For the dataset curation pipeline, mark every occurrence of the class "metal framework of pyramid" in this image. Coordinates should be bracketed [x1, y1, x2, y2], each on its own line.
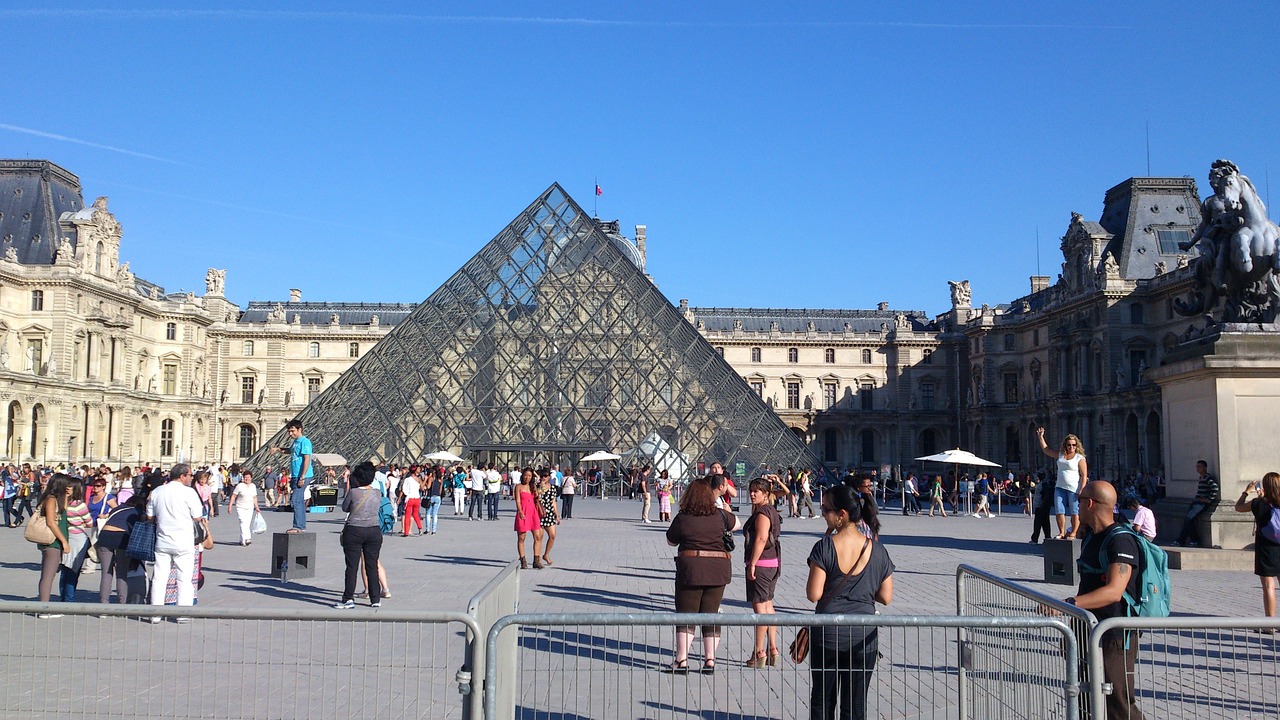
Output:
[248, 184, 818, 477]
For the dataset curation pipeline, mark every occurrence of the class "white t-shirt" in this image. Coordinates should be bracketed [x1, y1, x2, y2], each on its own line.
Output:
[387, 473, 401, 497]
[562, 475, 577, 495]
[470, 468, 487, 492]
[401, 476, 421, 500]
[485, 469, 502, 493]
[1056, 454, 1086, 492]
[229, 481, 258, 510]
[146, 481, 203, 553]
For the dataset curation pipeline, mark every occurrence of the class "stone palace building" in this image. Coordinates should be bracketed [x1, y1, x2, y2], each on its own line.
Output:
[0, 159, 1205, 478]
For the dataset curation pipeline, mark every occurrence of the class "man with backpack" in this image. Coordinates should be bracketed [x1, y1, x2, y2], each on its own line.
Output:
[1067, 480, 1158, 720]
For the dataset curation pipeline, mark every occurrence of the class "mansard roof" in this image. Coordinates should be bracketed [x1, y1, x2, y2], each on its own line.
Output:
[0, 160, 85, 264]
[688, 306, 932, 333]
[238, 300, 418, 325]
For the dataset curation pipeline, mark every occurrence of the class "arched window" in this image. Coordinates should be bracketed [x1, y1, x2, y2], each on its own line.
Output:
[348, 342, 359, 358]
[923, 348, 933, 364]
[160, 418, 175, 457]
[715, 346, 724, 358]
[750, 347, 761, 363]
[920, 428, 938, 456]
[861, 349, 872, 364]
[243, 340, 254, 356]
[788, 347, 799, 363]
[95, 242, 104, 275]
[238, 424, 257, 458]
[860, 429, 876, 463]
[30, 290, 43, 311]
[824, 428, 839, 462]
[165, 322, 177, 341]
[308, 342, 320, 358]
[1129, 303, 1144, 325]
[824, 348, 835, 364]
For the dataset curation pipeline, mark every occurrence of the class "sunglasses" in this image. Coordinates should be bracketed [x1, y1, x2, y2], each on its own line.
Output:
[93, 483, 107, 487]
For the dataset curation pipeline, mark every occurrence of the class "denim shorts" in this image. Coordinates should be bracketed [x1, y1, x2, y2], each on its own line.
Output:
[1052, 487, 1079, 516]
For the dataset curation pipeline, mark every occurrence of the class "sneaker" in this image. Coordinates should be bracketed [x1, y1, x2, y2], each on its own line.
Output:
[147, 616, 162, 624]
[175, 617, 191, 624]
[333, 600, 355, 609]
[371, 602, 382, 608]
[36, 613, 63, 619]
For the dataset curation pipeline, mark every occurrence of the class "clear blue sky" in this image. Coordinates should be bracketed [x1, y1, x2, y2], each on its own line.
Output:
[5, 2, 1280, 314]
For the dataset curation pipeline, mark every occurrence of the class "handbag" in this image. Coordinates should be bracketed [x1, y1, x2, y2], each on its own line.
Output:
[23, 512, 55, 545]
[790, 538, 874, 664]
[125, 519, 157, 562]
[195, 518, 213, 549]
[722, 508, 736, 552]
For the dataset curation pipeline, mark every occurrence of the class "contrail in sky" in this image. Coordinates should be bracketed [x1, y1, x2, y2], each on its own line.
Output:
[0, 9, 1128, 30]
[0, 123, 190, 166]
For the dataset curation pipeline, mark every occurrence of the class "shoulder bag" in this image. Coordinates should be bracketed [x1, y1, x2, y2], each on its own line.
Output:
[125, 519, 157, 562]
[790, 537, 874, 664]
[24, 511, 55, 545]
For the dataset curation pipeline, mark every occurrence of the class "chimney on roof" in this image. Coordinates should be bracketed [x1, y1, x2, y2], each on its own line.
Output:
[635, 225, 647, 266]
[1030, 276, 1050, 294]
[289, 288, 302, 303]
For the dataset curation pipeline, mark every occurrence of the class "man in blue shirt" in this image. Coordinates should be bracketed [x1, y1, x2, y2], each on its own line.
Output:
[272, 419, 313, 532]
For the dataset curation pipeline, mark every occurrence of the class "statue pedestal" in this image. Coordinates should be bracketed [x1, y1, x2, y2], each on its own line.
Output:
[1149, 329, 1280, 549]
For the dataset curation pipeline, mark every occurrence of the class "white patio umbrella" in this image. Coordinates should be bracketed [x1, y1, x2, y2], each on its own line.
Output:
[580, 451, 621, 462]
[914, 449, 1001, 467]
[915, 448, 1001, 515]
[424, 450, 465, 463]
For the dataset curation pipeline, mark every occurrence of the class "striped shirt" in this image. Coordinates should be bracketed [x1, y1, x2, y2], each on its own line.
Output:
[1195, 473, 1220, 504]
[66, 501, 92, 535]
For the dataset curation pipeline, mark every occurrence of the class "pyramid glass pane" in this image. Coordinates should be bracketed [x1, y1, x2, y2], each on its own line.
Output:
[247, 184, 818, 477]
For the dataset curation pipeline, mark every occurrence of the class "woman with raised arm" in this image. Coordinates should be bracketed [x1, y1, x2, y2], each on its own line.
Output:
[1037, 427, 1088, 539]
[1236, 472, 1280, 623]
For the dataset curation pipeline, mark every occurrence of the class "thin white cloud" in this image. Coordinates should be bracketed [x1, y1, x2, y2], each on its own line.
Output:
[0, 9, 1128, 31]
[96, 180, 436, 245]
[0, 123, 190, 166]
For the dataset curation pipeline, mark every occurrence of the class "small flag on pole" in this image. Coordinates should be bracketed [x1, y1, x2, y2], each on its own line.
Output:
[595, 184, 603, 196]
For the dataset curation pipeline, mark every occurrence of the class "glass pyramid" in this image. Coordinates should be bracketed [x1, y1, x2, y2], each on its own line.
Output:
[249, 184, 818, 478]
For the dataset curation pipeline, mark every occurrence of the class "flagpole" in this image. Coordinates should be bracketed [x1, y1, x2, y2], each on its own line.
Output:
[593, 176, 598, 217]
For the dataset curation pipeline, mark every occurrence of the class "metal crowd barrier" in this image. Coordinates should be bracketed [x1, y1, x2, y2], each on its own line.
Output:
[0, 602, 479, 720]
[1086, 616, 1280, 720]
[484, 612, 1080, 720]
[957, 563, 1095, 718]
[465, 560, 520, 720]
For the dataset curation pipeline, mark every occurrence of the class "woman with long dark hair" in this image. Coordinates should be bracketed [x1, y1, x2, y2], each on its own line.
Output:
[514, 468, 543, 569]
[806, 485, 895, 720]
[35, 473, 76, 616]
[1236, 472, 1280, 622]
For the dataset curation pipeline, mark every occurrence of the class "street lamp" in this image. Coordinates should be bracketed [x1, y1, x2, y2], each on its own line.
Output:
[42, 438, 47, 466]
[137, 443, 142, 468]
[67, 438, 74, 465]
[88, 441, 94, 466]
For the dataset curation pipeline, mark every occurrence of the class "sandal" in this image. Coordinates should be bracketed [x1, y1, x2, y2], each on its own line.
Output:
[700, 659, 716, 675]
[766, 649, 781, 667]
[745, 651, 766, 669]
[663, 660, 689, 675]
[354, 592, 368, 599]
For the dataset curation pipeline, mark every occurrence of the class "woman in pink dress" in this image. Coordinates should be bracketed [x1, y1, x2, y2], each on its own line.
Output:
[513, 468, 543, 569]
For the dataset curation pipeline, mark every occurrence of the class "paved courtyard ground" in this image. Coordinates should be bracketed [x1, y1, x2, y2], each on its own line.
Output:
[0, 493, 1251, 616]
[0, 493, 1269, 720]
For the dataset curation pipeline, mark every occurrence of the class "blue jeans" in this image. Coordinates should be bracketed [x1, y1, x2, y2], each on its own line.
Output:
[292, 481, 308, 530]
[425, 496, 441, 533]
[486, 492, 499, 519]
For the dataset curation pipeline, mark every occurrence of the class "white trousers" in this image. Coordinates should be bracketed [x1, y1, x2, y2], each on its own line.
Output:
[151, 548, 196, 607]
[453, 488, 466, 514]
[235, 505, 254, 543]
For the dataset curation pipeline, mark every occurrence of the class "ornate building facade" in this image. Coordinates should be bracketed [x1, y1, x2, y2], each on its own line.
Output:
[0, 160, 1215, 478]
